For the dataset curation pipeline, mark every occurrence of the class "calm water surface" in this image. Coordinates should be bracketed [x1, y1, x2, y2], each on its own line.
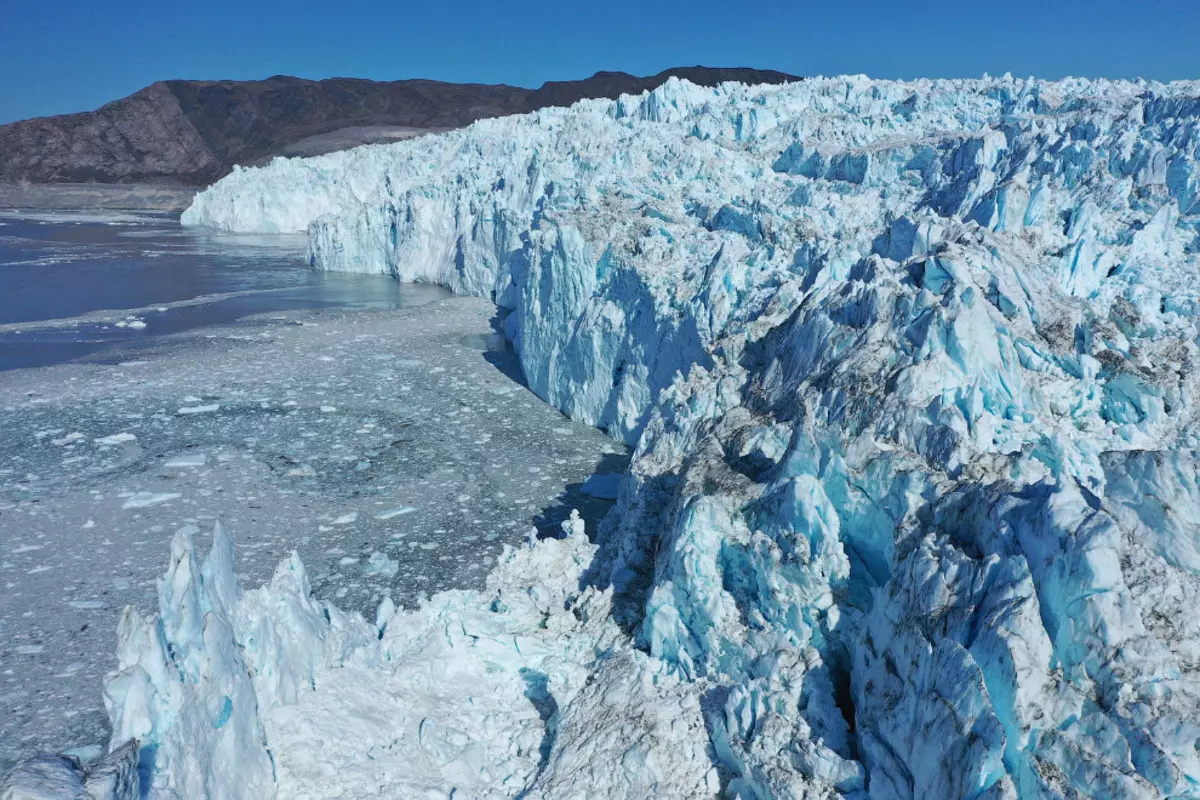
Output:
[0, 211, 448, 369]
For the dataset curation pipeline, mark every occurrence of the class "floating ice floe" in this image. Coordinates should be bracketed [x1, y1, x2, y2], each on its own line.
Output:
[120, 492, 181, 510]
[66, 600, 105, 611]
[49, 432, 85, 446]
[176, 404, 219, 415]
[163, 452, 207, 468]
[362, 550, 399, 577]
[94, 433, 136, 447]
[374, 505, 416, 520]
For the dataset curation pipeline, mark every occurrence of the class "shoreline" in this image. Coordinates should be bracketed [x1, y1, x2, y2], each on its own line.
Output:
[0, 183, 197, 213]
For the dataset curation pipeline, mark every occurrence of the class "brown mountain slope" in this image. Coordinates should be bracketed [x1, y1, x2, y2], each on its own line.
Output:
[0, 82, 222, 185]
[0, 67, 800, 187]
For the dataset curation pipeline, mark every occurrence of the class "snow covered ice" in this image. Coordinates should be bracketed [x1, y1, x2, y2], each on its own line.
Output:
[11, 73, 1200, 797]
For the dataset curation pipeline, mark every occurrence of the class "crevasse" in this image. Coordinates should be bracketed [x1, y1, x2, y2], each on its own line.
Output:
[99, 76, 1200, 798]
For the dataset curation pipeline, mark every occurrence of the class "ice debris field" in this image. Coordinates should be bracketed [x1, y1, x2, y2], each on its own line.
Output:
[0, 295, 625, 774]
[10, 73, 1200, 798]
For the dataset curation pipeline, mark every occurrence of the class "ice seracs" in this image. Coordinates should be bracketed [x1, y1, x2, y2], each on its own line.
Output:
[99, 518, 717, 798]
[9, 74, 1198, 797]
[172, 74, 1200, 796]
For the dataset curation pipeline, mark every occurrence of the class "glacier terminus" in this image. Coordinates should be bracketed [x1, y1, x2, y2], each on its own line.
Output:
[11, 73, 1200, 798]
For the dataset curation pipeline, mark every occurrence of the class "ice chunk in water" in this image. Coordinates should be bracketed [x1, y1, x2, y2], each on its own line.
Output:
[120, 492, 181, 509]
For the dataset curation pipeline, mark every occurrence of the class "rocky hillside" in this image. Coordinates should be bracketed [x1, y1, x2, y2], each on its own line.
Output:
[0, 67, 798, 187]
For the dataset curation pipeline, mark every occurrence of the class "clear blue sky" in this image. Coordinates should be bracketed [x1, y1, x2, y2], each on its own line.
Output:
[1, 0, 1197, 124]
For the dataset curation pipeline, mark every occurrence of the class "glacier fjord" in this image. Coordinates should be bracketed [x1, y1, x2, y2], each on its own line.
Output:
[86, 76, 1200, 798]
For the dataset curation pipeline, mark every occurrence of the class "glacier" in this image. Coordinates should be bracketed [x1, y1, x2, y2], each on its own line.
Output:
[10, 74, 1200, 798]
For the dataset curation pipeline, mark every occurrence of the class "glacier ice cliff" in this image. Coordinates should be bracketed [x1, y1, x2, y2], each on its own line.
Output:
[99, 517, 717, 799]
[62, 75, 1200, 797]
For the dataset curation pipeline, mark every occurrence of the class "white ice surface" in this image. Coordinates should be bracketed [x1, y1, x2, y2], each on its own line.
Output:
[119, 493, 181, 510]
[104, 519, 717, 799]
[27, 75, 1200, 797]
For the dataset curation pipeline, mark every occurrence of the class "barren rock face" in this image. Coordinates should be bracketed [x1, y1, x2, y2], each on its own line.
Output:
[0, 82, 222, 184]
[0, 68, 799, 188]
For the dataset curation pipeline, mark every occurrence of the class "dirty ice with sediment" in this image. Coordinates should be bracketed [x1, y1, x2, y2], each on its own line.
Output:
[14, 73, 1200, 798]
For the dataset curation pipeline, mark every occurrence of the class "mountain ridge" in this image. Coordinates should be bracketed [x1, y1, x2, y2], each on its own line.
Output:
[0, 67, 800, 188]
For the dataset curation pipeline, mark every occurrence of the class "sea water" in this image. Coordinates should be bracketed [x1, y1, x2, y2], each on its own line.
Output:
[0, 211, 449, 370]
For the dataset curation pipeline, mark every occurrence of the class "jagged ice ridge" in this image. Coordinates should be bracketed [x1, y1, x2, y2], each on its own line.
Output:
[35, 75, 1200, 798]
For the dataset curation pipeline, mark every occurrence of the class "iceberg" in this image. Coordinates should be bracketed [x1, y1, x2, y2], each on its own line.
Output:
[8, 74, 1199, 797]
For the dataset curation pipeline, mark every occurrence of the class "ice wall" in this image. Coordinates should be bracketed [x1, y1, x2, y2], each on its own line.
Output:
[162, 76, 1200, 796]
[94, 517, 717, 799]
